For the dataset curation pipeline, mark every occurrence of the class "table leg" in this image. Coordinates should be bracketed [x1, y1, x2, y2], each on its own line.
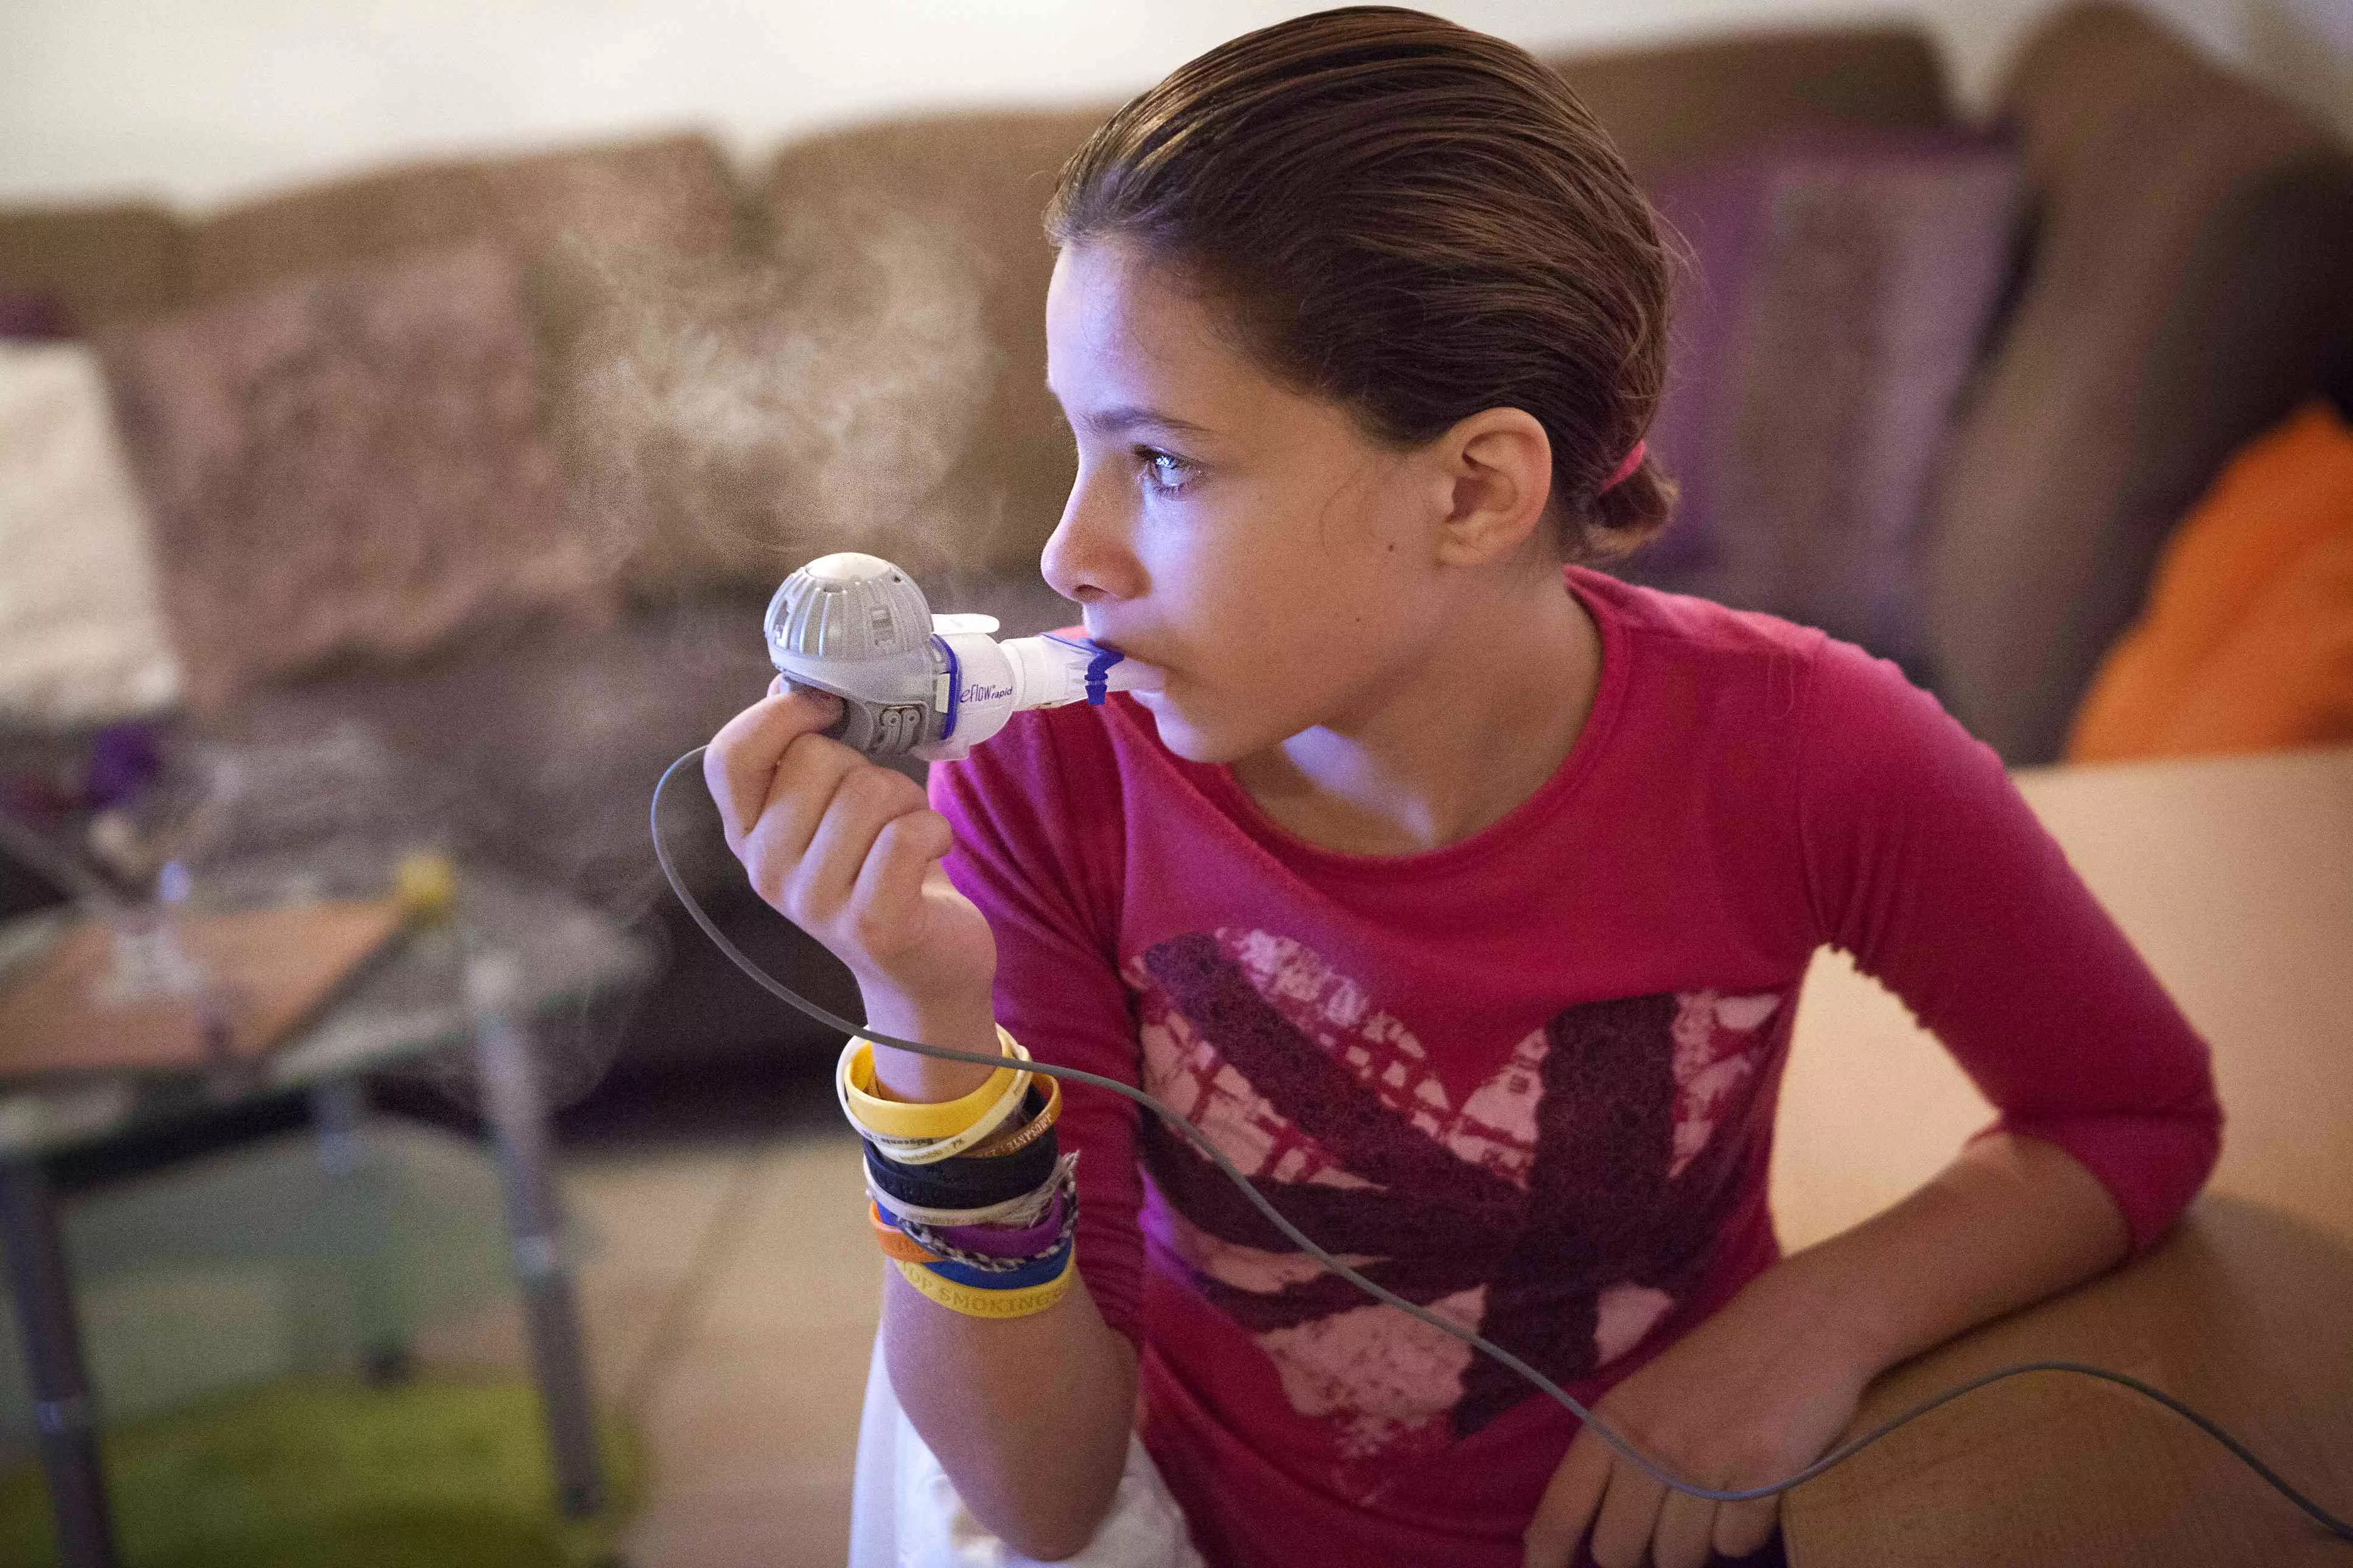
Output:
[0, 1158, 119, 1568]
[309, 1078, 410, 1382]
[472, 983, 603, 1518]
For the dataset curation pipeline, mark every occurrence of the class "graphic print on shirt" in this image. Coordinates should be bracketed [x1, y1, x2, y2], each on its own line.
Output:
[1127, 928, 1786, 1472]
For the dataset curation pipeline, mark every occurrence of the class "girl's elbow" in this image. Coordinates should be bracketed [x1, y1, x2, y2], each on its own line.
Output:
[982, 1449, 1128, 1561]
[1008, 1511, 1112, 1563]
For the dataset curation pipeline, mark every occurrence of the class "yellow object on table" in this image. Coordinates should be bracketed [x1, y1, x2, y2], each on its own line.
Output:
[392, 850, 459, 925]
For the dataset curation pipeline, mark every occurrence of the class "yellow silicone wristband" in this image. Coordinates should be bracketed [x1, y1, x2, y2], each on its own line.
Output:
[863, 1071, 1034, 1165]
[841, 1037, 1033, 1164]
[891, 1248, 1077, 1321]
[839, 1026, 1023, 1140]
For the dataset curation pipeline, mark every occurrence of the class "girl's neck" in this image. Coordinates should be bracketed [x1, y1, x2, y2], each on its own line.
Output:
[1228, 569, 1602, 857]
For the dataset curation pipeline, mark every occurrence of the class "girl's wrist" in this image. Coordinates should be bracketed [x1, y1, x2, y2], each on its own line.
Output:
[857, 985, 1004, 1102]
[1742, 1247, 1904, 1385]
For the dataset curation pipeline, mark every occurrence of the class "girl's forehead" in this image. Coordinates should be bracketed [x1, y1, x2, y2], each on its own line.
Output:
[1047, 243, 1296, 431]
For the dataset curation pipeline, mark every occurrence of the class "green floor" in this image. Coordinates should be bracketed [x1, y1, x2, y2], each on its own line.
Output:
[0, 1375, 638, 1567]
[0, 1122, 637, 1563]
[1, 1123, 518, 1441]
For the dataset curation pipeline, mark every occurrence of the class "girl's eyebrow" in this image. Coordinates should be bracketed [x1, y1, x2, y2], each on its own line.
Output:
[1054, 397, 1217, 440]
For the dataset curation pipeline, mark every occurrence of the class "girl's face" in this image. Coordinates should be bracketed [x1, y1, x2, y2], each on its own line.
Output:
[1042, 240, 1471, 765]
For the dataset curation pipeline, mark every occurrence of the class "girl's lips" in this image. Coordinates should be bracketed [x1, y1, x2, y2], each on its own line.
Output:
[1087, 635, 1168, 694]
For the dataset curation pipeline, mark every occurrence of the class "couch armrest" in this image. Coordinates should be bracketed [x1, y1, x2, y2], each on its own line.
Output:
[0, 204, 189, 327]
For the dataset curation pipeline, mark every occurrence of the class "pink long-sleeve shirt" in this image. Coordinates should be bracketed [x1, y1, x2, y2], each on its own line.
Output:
[930, 566, 2222, 1568]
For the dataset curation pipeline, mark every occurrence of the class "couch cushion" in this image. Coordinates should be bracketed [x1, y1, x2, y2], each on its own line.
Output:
[752, 109, 1118, 586]
[1923, 1, 2353, 762]
[527, 215, 999, 595]
[688, 37, 1945, 599]
[538, 110, 1120, 598]
[1616, 128, 2023, 671]
[97, 243, 615, 709]
[0, 343, 184, 723]
[1546, 25, 1950, 179]
[188, 564, 1070, 917]
[189, 133, 740, 304]
[188, 593, 770, 911]
[0, 204, 189, 327]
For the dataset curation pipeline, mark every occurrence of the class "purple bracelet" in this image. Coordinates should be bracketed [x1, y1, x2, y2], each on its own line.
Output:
[920, 1188, 1069, 1259]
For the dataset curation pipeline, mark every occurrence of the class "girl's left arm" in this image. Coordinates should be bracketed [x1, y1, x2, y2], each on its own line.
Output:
[1523, 1125, 2127, 1568]
[1528, 636, 2221, 1568]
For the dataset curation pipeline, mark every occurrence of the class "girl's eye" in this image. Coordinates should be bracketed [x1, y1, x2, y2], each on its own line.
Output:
[1138, 449, 1196, 496]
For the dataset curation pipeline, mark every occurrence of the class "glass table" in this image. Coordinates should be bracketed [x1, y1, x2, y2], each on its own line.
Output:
[0, 870, 654, 1568]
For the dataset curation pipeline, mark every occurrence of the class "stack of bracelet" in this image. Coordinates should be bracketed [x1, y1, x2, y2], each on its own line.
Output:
[838, 1025, 1079, 1320]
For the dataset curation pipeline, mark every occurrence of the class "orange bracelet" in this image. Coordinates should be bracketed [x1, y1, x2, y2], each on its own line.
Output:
[870, 1201, 945, 1265]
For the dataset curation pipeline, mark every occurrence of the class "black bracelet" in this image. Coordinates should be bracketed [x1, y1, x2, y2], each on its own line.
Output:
[865, 1124, 1059, 1211]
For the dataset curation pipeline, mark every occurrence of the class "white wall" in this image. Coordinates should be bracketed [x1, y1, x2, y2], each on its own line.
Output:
[2249, 0, 2353, 140]
[0, 0, 2302, 209]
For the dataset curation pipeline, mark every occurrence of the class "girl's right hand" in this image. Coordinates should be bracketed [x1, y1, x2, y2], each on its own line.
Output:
[704, 682, 1000, 1059]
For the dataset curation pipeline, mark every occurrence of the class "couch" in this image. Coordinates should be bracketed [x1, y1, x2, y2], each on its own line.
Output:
[3, 4, 2348, 1101]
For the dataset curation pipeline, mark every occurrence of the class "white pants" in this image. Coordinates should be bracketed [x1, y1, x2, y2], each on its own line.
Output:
[849, 1331, 1207, 1568]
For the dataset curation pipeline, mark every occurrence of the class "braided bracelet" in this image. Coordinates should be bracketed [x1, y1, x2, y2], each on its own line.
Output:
[866, 1150, 1076, 1230]
[884, 1167, 1081, 1275]
[911, 1238, 1073, 1292]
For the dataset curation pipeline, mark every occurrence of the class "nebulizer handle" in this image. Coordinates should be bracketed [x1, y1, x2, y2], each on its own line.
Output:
[762, 551, 1142, 761]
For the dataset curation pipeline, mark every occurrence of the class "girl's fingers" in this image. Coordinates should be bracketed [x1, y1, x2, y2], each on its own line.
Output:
[1521, 1429, 1611, 1568]
[850, 810, 956, 945]
[1713, 1496, 1781, 1560]
[1587, 1460, 1666, 1568]
[784, 765, 930, 923]
[1650, 1486, 1717, 1568]
[707, 688, 844, 846]
[737, 735, 861, 901]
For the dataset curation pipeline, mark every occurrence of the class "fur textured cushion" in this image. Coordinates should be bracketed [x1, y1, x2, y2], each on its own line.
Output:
[98, 243, 615, 707]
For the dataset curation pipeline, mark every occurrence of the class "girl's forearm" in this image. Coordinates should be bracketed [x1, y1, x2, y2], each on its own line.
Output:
[1767, 1130, 2134, 1381]
[885, 1268, 1138, 1560]
[860, 992, 1138, 1560]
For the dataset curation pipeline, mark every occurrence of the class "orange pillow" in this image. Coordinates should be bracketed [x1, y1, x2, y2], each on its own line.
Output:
[2069, 401, 2353, 762]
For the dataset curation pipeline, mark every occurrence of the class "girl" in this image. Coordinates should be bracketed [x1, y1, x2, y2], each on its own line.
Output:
[705, 10, 2221, 1566]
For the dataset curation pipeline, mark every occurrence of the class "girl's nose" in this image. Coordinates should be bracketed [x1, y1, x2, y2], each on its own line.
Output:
[1041, 471, 1145, 605]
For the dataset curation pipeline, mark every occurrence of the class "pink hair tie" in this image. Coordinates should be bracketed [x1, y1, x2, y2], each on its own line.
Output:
[1598, 438, 1646, 494]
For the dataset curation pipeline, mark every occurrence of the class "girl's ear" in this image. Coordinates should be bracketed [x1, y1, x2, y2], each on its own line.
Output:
[1432, 407, 1554, 567]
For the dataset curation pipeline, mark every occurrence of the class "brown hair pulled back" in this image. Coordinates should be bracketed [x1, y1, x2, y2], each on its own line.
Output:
[1047, 5, 1675, 561]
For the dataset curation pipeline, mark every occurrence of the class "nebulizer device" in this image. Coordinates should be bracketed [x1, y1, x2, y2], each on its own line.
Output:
[642, 554, 2352, 1539]
[762, 551, 1144, 761]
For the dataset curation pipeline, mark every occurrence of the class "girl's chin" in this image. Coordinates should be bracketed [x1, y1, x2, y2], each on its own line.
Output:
[1131, 690, 1263, 766]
